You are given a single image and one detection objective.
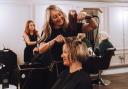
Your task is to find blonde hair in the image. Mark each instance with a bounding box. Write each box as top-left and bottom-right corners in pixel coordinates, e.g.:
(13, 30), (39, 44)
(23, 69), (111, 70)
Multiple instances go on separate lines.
(77, 33), (86, 41)
(64, 37), (89, 63)
(99, 31), (110, 42)
(42, 5), (68, 41)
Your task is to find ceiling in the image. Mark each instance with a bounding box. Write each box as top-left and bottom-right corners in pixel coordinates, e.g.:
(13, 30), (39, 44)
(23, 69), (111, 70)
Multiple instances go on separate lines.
(60, 0), (128, 3)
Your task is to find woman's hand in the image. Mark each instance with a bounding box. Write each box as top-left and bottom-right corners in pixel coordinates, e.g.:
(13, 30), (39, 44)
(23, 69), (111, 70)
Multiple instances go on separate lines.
(69, 10), (77, 17)
(33, 47), (39, 54)
(77, 11), (88, 21)
(54, 35), (65, 43)
(37, 35), (65, 54)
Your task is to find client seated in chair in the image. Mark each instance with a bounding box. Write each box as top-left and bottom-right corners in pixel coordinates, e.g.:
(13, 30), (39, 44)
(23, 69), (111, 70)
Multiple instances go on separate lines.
(51, 37), (92, 89)
(95, 31), (114, 56)
(94, 31), (116, 86)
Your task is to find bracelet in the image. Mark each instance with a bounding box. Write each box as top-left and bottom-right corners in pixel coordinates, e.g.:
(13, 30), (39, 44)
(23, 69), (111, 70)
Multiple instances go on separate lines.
(48, 39), (57, 49)
(48, 41), (50, 47)
(53, 39), (57, 44)
(37, 48), (39, 53)
(35, 41), (38, 44)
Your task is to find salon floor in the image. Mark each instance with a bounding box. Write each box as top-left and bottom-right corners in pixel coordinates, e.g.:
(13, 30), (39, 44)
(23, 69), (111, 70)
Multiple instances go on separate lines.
(93, 72), (128, 89)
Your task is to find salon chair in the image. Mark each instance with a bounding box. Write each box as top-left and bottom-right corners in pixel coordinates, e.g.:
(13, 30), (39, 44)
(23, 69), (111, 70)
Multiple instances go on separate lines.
(85, 56), (100, 74)
(94, 47), (116, 86)
(0, 49), (18, 87)
(85, 47), (116, 86)
(85, 55), (100, 86)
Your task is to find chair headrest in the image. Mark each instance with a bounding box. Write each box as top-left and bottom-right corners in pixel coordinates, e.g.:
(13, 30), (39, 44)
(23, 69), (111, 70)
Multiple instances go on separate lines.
(106, 48), (116, 51)
(106, 48), (116, 56)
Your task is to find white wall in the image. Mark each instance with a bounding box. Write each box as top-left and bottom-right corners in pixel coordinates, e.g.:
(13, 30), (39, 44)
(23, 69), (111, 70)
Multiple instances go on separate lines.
(0, 0), (33, 64)
(108, 5), (128, 66)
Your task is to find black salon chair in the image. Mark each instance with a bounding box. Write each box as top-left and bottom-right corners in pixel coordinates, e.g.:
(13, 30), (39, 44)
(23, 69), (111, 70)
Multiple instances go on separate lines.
(95, 47), (116, 86)
(85, 56), (100, 74)
(85, 47), (116, 86)
(85, 55), (100, 85)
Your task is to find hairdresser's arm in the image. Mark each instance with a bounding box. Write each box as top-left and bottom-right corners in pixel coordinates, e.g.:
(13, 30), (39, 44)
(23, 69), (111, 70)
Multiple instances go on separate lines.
(38, 35), (65, 54)
(82, 18), (98, 32)
(23, 33), (37, 46)
(77, 12), (98, 32)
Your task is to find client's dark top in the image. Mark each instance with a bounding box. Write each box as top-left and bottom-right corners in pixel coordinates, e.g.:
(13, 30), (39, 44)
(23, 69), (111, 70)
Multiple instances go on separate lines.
(51, 69), (92, 89)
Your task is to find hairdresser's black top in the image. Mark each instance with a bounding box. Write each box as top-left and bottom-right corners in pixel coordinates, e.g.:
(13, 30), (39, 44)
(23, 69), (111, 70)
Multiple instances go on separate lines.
(37, 23), (83, 66)
(24, 34), (38, 63)
(45, 23), (82, 61)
